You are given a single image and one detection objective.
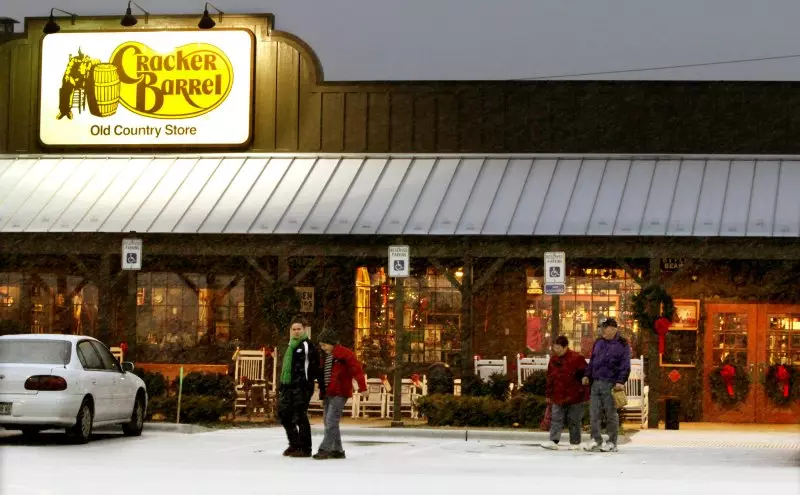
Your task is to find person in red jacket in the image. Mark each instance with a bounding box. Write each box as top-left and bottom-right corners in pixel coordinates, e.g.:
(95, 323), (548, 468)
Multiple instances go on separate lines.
(313, 327), (367, 460)
(541, 335), (588, 451)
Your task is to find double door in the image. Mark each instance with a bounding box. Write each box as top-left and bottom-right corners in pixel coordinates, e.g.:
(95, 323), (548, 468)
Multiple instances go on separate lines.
(704, 304), (800, 423)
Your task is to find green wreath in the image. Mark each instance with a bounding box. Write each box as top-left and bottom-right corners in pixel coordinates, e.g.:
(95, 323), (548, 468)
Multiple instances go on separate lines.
(632, 284), (676, 331)
(709, 363), (751, 406)
(762, 364), (798, 407)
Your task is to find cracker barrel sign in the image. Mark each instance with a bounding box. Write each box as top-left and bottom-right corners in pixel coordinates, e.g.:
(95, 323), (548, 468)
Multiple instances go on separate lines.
(38, 30), (254, 147)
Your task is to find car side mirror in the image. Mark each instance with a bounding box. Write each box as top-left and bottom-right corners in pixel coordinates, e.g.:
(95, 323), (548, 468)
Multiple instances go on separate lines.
(121, 362), (135, 373)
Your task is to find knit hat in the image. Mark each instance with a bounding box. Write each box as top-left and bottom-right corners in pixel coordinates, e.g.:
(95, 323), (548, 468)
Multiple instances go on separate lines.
(317, 327), (339, 345)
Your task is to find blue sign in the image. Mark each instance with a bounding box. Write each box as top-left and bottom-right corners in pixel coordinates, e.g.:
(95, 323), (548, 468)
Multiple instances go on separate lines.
(544, 283), (565, 295)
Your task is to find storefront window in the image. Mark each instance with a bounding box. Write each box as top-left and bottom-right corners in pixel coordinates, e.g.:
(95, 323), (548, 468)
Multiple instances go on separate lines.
(136, 273), (244, 348)
(0, 273), (96, 336)
(354, 266), (462, 373)
(526, 267), (641, 357)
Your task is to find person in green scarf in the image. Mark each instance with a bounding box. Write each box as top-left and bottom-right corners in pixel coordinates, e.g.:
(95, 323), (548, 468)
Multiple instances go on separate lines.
(278, 316), (320, 458)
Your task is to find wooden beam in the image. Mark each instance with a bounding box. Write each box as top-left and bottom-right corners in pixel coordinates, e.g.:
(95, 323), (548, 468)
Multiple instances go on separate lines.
(616, 258), (645, 285)
(246, 257), (274, 282)
(430, 258), (462, 291)
(67, 255), (93, 281)
(69, 278), (89, 299)
(289, 256), (325, 286)
(473, 257), (507, 292)
(278, 256), (290, 284)
(176, 273), (200, 295)
(4, 233), (800, 261)
(216, 274), (242, 300)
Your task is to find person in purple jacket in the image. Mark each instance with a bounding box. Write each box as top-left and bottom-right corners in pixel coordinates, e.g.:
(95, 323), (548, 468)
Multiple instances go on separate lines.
(582, 317), (631, 452)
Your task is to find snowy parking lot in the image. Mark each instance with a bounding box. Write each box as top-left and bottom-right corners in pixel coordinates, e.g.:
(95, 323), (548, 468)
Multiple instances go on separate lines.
(1, 426), (798, 495)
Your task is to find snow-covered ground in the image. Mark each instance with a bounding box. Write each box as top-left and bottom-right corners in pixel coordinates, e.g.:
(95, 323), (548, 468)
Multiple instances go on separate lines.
(1, 426), (798, 495)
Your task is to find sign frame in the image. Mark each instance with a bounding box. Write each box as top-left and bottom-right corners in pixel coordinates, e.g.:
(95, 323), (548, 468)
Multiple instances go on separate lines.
(121, 238), (143, 270)
(388, 245), (410, 278)
(544, 251), (566, 295)
(37, 28), (256, 150)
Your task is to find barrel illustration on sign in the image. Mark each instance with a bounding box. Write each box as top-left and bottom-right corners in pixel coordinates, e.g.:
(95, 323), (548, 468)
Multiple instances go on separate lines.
(54, 42), (233, 121)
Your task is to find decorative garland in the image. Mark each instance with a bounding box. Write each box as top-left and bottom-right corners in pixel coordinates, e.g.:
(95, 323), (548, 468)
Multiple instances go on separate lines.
(632, 284), (676, 338)
(709, 363), (751, 406)
(763, 364), (798, 406)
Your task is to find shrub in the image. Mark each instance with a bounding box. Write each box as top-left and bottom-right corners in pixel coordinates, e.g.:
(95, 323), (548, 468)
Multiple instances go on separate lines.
(487, 373), (512, 401)
(132, 368), (167, 398)
(173, 372), (237, 413)
(461, 375), (491, 397)
(427, 363), (455, 395)
(520, 370), (547, 396)
(146, 395), (225, 423)
(416, 394), (547, 428)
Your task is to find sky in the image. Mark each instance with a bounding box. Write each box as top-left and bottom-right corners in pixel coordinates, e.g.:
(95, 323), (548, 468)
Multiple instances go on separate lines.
(3, 0), (800, 81)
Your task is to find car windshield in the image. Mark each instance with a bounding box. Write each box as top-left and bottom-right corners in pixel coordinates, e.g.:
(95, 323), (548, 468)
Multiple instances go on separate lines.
(0, 339), (72, 365)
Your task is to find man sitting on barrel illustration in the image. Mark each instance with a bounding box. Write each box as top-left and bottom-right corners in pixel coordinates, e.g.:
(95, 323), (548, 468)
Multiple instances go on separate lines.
(57, 48), (100, 120)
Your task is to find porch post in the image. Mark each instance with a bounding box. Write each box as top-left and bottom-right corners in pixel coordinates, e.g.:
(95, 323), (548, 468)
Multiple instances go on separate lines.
(96, 254), (113, 345)
(124, 271), (138, 360)
(646, 257), (662, 429)
(460, 255), (474, 377)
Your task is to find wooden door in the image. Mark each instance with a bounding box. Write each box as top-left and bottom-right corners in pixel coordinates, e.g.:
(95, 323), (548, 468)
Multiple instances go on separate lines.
(704, 304), (758, 423)
(755, 306), (800, 424)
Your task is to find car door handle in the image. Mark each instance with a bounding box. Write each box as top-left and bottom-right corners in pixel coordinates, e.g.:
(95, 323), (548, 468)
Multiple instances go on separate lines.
(91, 379), (97, 385)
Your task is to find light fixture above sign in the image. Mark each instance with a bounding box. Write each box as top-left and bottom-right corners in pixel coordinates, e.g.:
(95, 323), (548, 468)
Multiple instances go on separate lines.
(120, 1), (150, 27)
(43, 8), (78, 34)
(198, 2), (224, 29)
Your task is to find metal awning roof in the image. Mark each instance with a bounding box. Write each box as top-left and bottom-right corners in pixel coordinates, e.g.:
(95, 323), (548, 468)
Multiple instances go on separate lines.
(0, 154), (798, 237)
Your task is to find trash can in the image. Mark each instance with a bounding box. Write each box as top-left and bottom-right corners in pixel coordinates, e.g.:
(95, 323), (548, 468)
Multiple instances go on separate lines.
(665, 398), (680, 430)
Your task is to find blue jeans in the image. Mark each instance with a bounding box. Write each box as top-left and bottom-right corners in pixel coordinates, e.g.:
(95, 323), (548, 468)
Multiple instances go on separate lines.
(590, 380), (619, 444)
(318, 396), (346, 453)
(549, 403), (584, 445)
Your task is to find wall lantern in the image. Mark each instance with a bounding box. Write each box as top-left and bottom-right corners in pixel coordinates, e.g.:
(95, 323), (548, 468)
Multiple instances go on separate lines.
(43, 8), (78, 34)
(121, 1), (150, 27)
(198, 2), (224, 29)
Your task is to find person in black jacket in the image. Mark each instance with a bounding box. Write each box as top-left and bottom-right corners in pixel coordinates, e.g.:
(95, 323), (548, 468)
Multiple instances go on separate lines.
(278, 316), (321, 457)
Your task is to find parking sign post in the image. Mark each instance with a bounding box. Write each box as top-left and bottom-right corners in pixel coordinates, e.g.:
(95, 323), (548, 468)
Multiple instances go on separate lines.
(388, 244), (409, 427)
(544, 252), (566, 339)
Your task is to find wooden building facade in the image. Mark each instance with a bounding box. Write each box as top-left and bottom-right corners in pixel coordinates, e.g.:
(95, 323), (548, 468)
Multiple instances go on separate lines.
(0, 13), (798, 425)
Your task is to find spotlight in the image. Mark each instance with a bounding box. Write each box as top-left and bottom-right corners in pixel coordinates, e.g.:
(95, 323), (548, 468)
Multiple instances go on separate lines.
(43, 8), (77, 35)
(198, 2), (223, 29)
(121, 1), (149, 27)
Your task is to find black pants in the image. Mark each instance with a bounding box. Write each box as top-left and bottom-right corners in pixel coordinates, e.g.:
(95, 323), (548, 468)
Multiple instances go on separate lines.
(278, 386), (312, 452)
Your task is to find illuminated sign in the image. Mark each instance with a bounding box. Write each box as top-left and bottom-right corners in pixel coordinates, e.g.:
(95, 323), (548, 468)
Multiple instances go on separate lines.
(39, 30), (254, 147)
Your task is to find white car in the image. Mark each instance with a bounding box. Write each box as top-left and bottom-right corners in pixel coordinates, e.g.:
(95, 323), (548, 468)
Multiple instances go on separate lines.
(0, 334), (148, 443)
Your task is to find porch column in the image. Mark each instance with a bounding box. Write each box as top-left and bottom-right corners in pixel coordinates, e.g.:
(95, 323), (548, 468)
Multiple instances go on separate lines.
(96, 255), (113, 345)
(124, 271), (138, 360)
(460, 255), (474, 377)
(646, 258), (662, 429)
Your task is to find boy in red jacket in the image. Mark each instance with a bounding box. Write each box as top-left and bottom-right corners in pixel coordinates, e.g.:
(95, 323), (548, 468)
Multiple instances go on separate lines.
(313, 327), (367, 460)
(541, 335), (588, 451)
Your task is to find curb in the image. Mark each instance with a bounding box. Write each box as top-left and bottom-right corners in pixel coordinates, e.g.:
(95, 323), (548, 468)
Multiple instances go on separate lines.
(144, 422), (212, 434)
(313, 425), (630, 444)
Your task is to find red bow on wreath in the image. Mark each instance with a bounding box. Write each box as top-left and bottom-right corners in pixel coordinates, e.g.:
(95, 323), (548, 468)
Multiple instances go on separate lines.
(720, 364), (736, 398)
(654, 317), (671, 355)
(776, 365), (790, 398)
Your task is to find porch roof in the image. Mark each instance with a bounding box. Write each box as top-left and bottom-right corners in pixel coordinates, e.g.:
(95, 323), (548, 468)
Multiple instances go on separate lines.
(0, 153), (798, 237)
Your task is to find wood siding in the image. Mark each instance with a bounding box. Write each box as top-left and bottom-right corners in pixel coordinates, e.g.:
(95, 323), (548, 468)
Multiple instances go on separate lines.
(2, 15), (800, 154)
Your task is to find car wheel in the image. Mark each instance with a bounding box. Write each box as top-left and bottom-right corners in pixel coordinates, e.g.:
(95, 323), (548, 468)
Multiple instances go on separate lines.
(67, 400), (93, 444)
(122, 396), (144, 437)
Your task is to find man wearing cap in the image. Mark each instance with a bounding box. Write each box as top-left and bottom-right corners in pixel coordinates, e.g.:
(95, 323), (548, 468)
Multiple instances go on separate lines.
(313, 327), (367, 460)
(582, 317), (631, 452)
